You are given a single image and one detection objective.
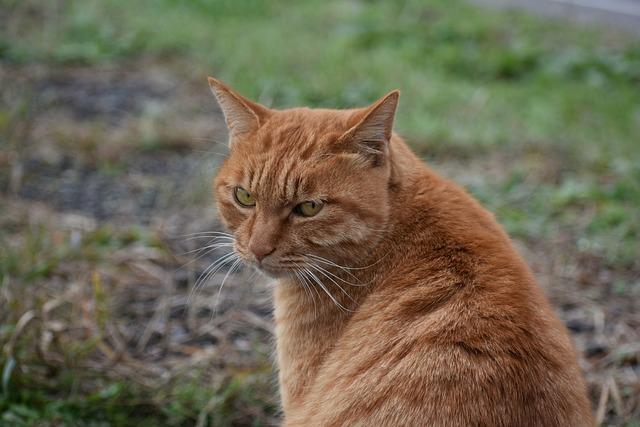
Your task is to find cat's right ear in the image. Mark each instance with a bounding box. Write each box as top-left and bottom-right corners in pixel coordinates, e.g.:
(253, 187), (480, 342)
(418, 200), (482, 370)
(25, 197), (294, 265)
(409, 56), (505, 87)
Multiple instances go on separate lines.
(207, 77), (270, 143)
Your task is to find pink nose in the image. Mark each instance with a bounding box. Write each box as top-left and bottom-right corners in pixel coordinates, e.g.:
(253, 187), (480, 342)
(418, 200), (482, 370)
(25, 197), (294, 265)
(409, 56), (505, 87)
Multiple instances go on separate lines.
(249, 243), (276, 262)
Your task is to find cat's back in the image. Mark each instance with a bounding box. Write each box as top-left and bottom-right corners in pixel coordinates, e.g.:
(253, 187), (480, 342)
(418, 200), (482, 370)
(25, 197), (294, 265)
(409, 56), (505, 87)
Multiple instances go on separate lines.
(285, 166), (594, 426)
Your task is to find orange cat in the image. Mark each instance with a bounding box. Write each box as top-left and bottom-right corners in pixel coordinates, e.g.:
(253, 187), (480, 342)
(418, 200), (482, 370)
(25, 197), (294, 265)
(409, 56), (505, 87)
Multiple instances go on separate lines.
(208, 77), (593, 426)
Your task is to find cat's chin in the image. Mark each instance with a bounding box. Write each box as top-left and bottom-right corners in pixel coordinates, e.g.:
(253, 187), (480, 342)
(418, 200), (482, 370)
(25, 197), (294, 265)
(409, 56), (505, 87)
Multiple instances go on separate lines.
(252, 263), (289, 279)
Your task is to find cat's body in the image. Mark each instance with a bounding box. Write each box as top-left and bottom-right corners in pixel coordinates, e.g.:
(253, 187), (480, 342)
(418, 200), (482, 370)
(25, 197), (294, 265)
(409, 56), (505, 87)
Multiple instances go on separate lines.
(274, 139), (591, 426)
(207, 77), (594, 426)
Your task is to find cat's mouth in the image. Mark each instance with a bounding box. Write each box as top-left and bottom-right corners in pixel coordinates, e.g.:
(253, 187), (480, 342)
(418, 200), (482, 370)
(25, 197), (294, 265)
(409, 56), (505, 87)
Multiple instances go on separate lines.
(234, 247), (300, 278)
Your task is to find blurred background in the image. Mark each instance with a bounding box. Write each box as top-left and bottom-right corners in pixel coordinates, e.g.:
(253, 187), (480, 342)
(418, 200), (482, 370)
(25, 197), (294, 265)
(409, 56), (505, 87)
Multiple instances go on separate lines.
(1, 0), (639, 425)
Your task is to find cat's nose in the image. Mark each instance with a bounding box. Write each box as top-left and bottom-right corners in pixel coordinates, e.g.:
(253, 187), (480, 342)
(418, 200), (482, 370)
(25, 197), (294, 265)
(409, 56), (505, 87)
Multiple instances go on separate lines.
(250, 242), (276, 262)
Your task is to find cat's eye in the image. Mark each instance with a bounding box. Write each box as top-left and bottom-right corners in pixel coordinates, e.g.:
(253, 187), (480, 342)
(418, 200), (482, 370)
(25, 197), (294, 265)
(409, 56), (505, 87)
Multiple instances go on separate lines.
(234, 187), (255, 207)
(294, 200), (324, 217)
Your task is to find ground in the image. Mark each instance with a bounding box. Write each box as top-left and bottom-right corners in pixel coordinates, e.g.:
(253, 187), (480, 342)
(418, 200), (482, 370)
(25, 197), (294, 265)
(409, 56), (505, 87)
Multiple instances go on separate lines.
(0, 0), (639, 426)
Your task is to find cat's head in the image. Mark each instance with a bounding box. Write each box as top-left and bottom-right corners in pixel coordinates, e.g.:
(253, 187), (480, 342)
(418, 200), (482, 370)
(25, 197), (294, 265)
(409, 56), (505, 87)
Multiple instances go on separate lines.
(209, 77), (399, 277)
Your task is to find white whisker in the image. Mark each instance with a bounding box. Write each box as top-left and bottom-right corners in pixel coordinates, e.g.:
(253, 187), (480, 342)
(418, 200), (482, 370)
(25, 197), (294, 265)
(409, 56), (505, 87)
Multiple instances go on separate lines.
(306, 262), (356, 304)
(180, 240), (234, 256)
(302, 274), (317, 312)
(177, 236), (236, 272)
(212, 257), (242, 318)
(307, 253), (386, 271)
(188, 251), (237, 306)
(298, 268), (322, 307)
(304, 257), (368, 287)
(293, 270), (315, 316)
(178, 233), (235, 250)
(303, 267), (352, 312)
(179, 231), (234, 238)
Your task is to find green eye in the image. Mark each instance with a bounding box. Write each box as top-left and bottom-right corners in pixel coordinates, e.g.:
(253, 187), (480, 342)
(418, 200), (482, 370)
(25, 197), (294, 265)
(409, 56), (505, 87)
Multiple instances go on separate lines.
(234, 187), (255, 207)
(295, 200), (324, 217)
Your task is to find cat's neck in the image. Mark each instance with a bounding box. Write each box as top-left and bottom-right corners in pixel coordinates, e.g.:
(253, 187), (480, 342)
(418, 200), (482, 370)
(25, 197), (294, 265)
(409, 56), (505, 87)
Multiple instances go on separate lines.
(273, 274), (353, 412)
(273, 215), (415, 413)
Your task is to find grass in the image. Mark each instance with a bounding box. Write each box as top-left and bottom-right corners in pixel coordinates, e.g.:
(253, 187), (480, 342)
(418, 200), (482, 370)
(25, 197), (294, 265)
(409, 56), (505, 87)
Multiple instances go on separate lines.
(1, 0), (639, 425)
(4, 0), (639, 146)
(3, 0), (639, 266)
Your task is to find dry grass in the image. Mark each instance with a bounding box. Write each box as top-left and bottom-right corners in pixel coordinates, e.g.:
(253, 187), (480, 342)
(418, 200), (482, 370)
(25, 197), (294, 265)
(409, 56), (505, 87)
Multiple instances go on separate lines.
(1, 199), (279, 426)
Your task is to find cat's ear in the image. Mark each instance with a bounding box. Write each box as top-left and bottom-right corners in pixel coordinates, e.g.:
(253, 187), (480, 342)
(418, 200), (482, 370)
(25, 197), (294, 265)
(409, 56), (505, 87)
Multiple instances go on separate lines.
(207, 76), (270, 142)
(340, 90), (400, 166)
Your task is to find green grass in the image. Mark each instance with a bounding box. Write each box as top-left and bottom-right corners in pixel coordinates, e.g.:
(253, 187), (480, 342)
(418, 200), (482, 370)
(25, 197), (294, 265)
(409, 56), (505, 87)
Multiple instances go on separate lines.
(469, 163), (640, 265)
(2, 0), (640, 424)
(0, 372), (275, 426)
(3, 0), (639, 267)
(4, 0), (639, 147)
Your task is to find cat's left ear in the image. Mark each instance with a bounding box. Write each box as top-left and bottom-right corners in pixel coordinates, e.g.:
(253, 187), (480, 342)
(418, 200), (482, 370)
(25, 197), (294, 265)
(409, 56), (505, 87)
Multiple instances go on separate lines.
(339, 90), (400, 166)
(207, 76), (271, 143)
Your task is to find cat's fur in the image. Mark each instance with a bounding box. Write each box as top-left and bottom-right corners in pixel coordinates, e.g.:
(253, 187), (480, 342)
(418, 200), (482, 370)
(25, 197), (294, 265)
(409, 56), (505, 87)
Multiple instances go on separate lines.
(208, 77), (594, 426)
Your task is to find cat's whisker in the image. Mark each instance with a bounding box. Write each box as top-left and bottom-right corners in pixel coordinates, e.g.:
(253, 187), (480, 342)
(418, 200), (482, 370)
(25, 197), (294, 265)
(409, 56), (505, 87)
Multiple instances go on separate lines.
(305, 259), (366, 289)
(305, 262), (357, 305)
(188, 251), (237, 306)
(212, 257), (243, 319)
(297, 268), (322, 313)
(194, 256), (238, 311)
(304, 255), (361, 281)
(181, 237), (236, 246)
(307, 253), (386, 272)
(179, 235), (234, 249)
(303, 255), (369, 286)
(177, 244), (227, 273)
(185, 236), (235, 254)
(189, 136), (228, 146)
(180, 240), (234, 256)
(293, 270), (318, 318)
(179, 231), (234, 239)
(246, 267), (260, 284)
(303, 273), (319, 317)
(189, 149), (229, 158)
(180, 230), (233, 236)
(177, 237), (236, 271)
(303, 267), (352, 313)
